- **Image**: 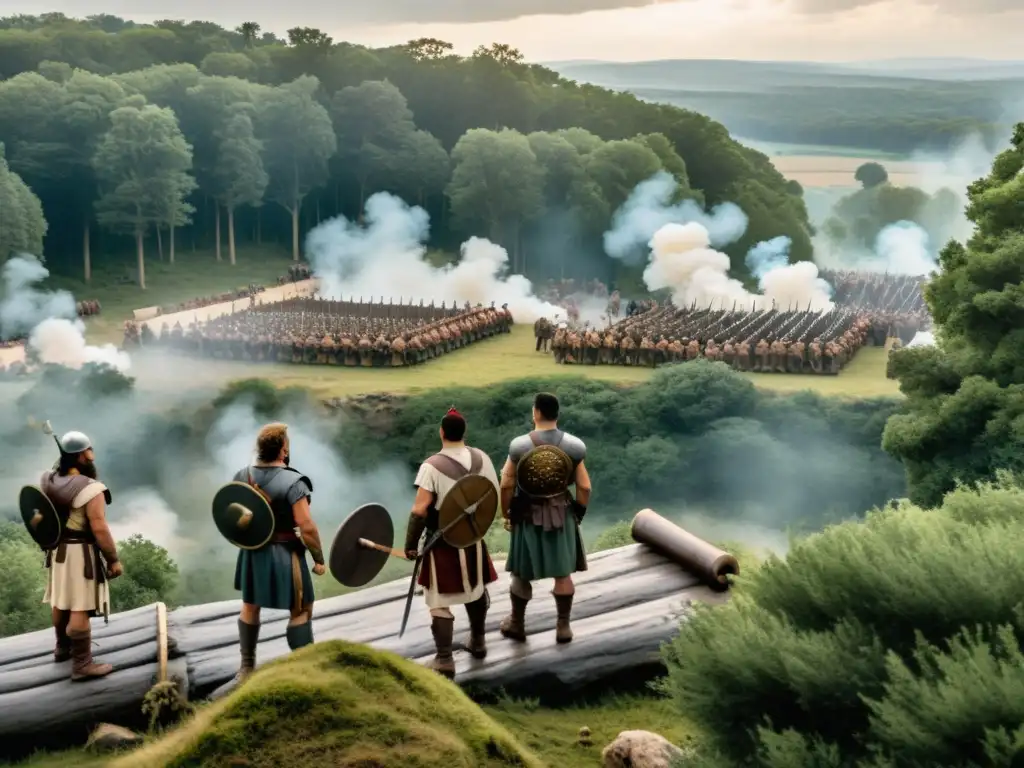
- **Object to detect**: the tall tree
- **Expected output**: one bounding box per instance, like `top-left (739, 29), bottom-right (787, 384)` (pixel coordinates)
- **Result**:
top-left (883, 123), bottom-right (1024, 506)
top-left (0, 144), bottom-right (47, 260)
top-left (92, 103), bottom-right (196, 288)
top-left (236, 21), bottom-right (260, 49)
top-left (330, 80), bottom-right (417, 209)
top-left (213, 107), bottom-right (268, 265)
top-left (257, 76), bottom-right (336, 260)
top-left (447, 128), bottom-right (544, 270)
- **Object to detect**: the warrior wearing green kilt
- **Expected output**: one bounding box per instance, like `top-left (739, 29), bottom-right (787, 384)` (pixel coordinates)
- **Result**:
top-left (232, 424), bottom-right (326, 682)
top-left (499, 392), bottom-right (592, 644)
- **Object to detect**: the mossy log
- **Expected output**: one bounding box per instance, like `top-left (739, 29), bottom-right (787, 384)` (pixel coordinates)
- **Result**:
top-left (0, 511), bottom-right (733, 754)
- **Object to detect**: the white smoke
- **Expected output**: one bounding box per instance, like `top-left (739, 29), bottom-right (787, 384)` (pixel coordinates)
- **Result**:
top-left (872, 222), bottom-right (939, 275)
top-left (107, 487), bottom-right (188, 560)
top-left (644, 222), bottom-right (834, 312)
top-left (305, 193), bottom-right (561, 323)
top-left (0, 255), bottom-right (76, 339)
top-left (603, 171), bottom-right (749, 260)
top-left (29, 318), bottom-right (131, 372)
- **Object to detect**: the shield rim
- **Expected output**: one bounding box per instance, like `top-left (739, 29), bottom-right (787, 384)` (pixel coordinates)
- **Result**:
top-left (19, 485), bottom-right (61, 550)
top-left (437, 474), bottom-right (498, 549)
top-left (329, 502), bottom-right (394, 588)
top-left (515, 444), bottom-right (575, 499)
top-left (211, 481), bottom-right (275, 551)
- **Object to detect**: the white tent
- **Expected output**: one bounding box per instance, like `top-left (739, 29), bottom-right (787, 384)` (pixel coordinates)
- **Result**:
top-left (906, 331), bottom-right (936, 348)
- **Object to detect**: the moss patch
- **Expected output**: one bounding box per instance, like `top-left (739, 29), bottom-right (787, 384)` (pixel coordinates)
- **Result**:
top-left (93, 641), bottom-right (544, 767)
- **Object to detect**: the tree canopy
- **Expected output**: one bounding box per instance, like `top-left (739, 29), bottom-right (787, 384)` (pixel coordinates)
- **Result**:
top-left (0, 13), bottom-right (811, 287)
top-left (882, 123), bottom-right (1024, 507)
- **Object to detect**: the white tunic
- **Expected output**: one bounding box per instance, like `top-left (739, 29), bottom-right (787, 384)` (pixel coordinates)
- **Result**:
top-left (43, 482), bottom-right (111, 615)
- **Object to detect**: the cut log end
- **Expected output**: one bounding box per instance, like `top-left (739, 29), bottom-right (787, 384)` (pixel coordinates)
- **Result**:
top-left (630, 509), bottom-right (739, 589)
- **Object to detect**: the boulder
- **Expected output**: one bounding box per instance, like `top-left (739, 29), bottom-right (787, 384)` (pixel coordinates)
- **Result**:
top-left (602, 729), bottom-right (685, 768)
top-left (86, 723), bottom-right (143, 752)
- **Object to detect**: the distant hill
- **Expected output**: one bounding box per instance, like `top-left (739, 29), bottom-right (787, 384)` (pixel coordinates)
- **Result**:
top-left (544, 58), bottom-right (1023, 155)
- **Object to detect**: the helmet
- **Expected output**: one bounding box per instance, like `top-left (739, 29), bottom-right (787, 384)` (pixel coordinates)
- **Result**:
top-left (59, 431), bottom-right (92, 454)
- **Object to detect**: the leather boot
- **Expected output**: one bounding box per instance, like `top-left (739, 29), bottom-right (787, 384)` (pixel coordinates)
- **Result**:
top-left (428, 616), bottom-right (456, 679)
top-left (499, 594), bottom-right (528, 642)
top-left (555, 593), bottom-right (574, 644)
top-left (69, 628), bottom-right (112, 681)
top-left (286, 621), bottom-right (314, 651)
top-left (237, 619), bottom-right (260, 683)
top-left (464, 595), bottom-right (488, 659)
top-left (53, 610), bottom-right (71, 663)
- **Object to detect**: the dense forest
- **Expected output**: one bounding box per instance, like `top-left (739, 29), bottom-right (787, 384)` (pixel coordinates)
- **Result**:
top-left (0, 13), bottom-right (811, 290)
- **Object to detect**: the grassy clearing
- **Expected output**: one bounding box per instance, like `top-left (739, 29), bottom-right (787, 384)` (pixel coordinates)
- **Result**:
top-left (44, 247), bottom-right (897, 399)
top-left (51, 246), bottom-right (296, 346)
top-left (4, 644), bottom-right (694, 768)
top-left (139, 324), bottom-right (898, 400)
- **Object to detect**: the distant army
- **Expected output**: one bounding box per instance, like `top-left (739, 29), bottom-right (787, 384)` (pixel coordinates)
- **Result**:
top-left (124, 296), bottom-right (513, 366)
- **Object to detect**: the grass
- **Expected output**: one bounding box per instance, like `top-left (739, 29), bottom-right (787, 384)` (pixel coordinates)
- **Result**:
top-left (50, 246), bottom-right (297, 346)
top-left (4, 645), bottom-right (695, 768)
top-left (41, 246), bottom-right (899, 399)
top-left (140, 325), bottom-right (899, 400)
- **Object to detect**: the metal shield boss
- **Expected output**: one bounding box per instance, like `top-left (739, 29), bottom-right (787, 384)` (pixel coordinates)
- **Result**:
top-left (329, 503), bottom-right (394, 588)
top-left (515, 444), bottom-right (574, 499)
top-left (19, 486), bottom-right (61, 550)
top-left (437, 474), bottom-right (497, 549)
top-left (211, 482), bottom-right (274, 550)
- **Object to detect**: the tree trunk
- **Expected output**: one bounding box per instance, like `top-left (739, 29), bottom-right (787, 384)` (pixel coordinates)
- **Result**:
top-left (315, 198), bottom-right (321, 225)
top-left (291, 206), bottom-right (300, 261)
top-left (215, 205), bottom-right (222, 261)
top-left (228, 207), bottom-right (236, 266)
top-left (156, 226), bottom-right (164, 261)
top-left (82, 221), bottom-right (91, 283)
top-left (256, 209), bottom-right (262, 245)
top-left (136, 231), bottom-right (146, 290)
top-left (169, 225), bottom-right (175, 264)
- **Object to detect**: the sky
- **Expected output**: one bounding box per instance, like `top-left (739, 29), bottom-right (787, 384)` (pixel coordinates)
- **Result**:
top-left (9, 0), bottom-right (1024, 62)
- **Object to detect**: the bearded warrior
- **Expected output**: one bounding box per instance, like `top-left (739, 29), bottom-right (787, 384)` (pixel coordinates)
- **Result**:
top-left (402, 408), bottom-right (499, 678)
top-left (231, 424), bottom-right (326, 683)
top-left (40, 431), bottom-right (121, 681)
top-left (499, 393), bottom-right (591, 645)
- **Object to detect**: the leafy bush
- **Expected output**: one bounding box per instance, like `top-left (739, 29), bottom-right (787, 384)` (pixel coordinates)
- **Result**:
top-left (663, 475), bottom-right (1024, 766)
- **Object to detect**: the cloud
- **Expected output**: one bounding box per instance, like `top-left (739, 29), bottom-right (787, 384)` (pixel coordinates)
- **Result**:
top-left (787, 0), bottom-right (1021, 14)
top-left (20, 0), bottom-right (673, 26)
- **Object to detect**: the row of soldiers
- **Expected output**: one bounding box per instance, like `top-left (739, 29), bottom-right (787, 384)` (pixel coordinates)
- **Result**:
top-left (277, 263), bottom-right (314, 285)
top-left (820, 269), bottom-right (928, 314)
top-left (548, 305), bottom-right (872, 374)
top-left (76, 300), bottom-right (102, 317)
top-left (125, 303), bottom-right (513, 366)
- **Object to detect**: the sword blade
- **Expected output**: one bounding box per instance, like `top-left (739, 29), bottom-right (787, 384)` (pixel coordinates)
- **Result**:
top-left (398, 557), bottom-right (422, 638)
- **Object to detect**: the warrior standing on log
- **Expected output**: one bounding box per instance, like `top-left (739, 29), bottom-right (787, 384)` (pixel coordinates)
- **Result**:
top-left (229, 424), bottom-right (326, 683)
top-left (403, 408), bottom-right (500, 678)
top-left (37, 431), bottom-right (121, 681)
top-left (499, 393), bottom-right (591, 644)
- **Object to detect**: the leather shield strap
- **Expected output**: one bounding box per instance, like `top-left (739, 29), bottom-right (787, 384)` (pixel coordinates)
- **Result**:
top-left (425, 448), bottom-right (482, 481)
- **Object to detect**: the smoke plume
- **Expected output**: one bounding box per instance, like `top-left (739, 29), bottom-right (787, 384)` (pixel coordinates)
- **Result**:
top-left (603, 171), bottom-right (749, 261)
top-left (305, 193), bottom-right (561, 322)
top-left (29, 318), bottom-right (131, 372)
top-left (643, 222), bottom-right (834, 311)
top-left (0, 255), bottom-right (76, 340)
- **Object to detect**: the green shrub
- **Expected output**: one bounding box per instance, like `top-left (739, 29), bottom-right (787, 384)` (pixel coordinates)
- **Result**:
top-left (663, 475), bottom-right (1024, 766)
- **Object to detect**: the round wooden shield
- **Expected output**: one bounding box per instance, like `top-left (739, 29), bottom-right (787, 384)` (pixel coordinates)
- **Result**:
top-left (437, 475), bottom-right (498, 549)
top-left (330, 503), bottom-right (394, 588)
top-left (211, 482), bottom-right (274, 550)
top-left (19, 486), bottom-right (61, 550)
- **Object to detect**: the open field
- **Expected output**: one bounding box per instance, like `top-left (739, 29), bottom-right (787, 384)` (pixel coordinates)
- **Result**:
top-left (768, 154), bottom-right (948, 188)
top-left (127, 324), bottom-right (899, 400)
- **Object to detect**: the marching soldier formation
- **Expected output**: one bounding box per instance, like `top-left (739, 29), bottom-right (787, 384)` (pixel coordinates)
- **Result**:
top-left (123, 296), bottom-right (514, 365)
top-left (539, 269), bottom-right (932, 375)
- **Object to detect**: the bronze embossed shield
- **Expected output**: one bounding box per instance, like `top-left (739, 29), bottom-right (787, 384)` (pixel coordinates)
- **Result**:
top-left (19, 486), bottom-right (61, 550)
top-left (515, 444), bottom-right (574, 498)
top-left (211, 482), bottom-right (274, 550)
top-left (437, 475), bottom-right (497, 549)
top-left (329, 503), bottom-right (395, 588)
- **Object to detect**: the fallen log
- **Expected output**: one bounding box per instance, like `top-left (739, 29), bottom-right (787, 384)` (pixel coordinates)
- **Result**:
top-left (0, 511), bottom-right (735, 755)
